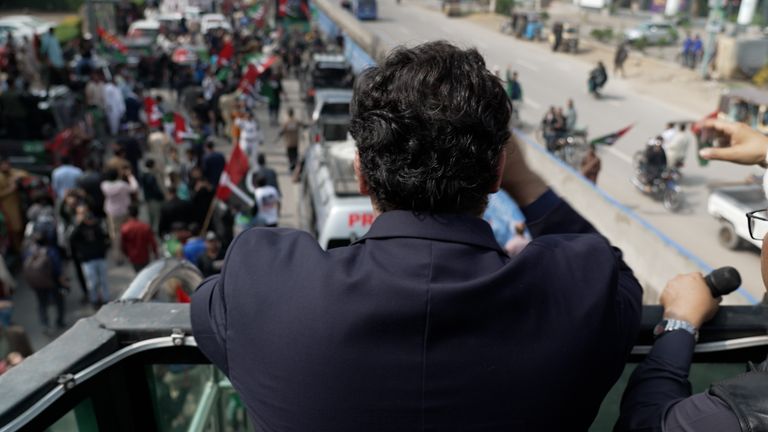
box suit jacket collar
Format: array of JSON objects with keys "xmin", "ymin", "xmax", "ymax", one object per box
[{"xmin": 354, "ymin": 210, "xmax": 505, "ymax": 253}]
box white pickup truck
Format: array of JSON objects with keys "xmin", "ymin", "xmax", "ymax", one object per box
[{"xmin": 708, "ymin": 184, "xmax": 767, "ymax": 250}]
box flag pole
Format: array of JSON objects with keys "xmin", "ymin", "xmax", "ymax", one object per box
[{"xmin": 200, "ymin": 197, "xmax": 218, "ymax": 237}]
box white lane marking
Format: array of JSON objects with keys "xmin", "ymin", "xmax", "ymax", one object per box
[
  {"xmin": 605, "ymin": 146, "xmax": 633, "ymax": 164},
  {"xmin": 609, "ymin": 100, "xmax": 621, "ymax": 107},
  {"xmin": 525, "ymin": 98, "xmax": 542, "ymax": 110},
  {"xmin": 517, "ymin": 60, "xmax": 540, "ymax": 72}
]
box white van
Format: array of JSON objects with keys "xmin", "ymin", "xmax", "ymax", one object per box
[{"xmin": 298, "ymin": 137, "xmax": 374, "ymax": 249}]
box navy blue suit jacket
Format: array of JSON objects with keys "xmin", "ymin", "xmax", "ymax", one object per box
[{"xmin": 192, "ymin": 191, "xmax": 642, "ymax": 431}]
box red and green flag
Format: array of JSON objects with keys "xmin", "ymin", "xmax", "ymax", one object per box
[
  {"xmin": 96, "ymin": 26, "xmax": 127, "ymax": 54},
  {"xmin": 589, "ymin": 124, "xmax": 634, "ymax": 146}
]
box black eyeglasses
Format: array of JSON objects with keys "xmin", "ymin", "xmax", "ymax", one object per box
[{"xmin": 747, "ymin": 209, "xmax": 768, "ymax": 241}]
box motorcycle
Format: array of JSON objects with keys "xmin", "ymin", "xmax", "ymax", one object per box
[
  {"xmin": 631, "ymin": 150, "xmax": 683, "ymax": 212},
  {"xmin": 588, "ymin": 64, "xmax": 607, "ymax": 98}
]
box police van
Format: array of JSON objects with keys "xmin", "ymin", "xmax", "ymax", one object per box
[{"xmin": 298, "ymin": 134, "xmax": 374, "ymax": 250}]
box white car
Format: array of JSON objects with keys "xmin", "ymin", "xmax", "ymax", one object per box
[
  {"xmin": 0, "ymin": 15, "xmax": 54, "ymax": 35},
  {"xmin": 623, "ymin": 22, "xmax": 678, "ymax": 45},
  {"xmin": 200, "ymin": 13, "xmax": 232, "ymax": 33},
  {"xmin": 127, "ymin": 19, "xmax": 160, "ymax": 40},
  {"xmin": 708, "ymin": 184, "xmax": 768, "ymax": 250},
  {"xmin": 311, "ymin": 89, "xmax": 353, "ymax": 123},
  {"xmin": 0, "ymin": 19, "xmax": 36, "ymax": 45}
]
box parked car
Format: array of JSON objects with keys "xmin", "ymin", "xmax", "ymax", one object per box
[
  {"xmin": 0, "ymin": 20, "xmax": 35, "ymax": 45},
  {"xmin": 624, "ymin": 21, "xmax": 678, "ymax": 45},
  {"xmin": 0, "ymin": 15, "xmax": 54, "ymax": 35},
  {"xmin": 708, "ymin": 184, "xmax": 767, "ymax": 250}
]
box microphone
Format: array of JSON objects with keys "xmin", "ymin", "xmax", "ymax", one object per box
[{"xmin": 704, "ymin": 266, "xmax": 741, "ymax": 298}]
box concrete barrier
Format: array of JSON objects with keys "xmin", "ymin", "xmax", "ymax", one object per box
[
  {"xmin": 310, "ymin": 0, "xmax": 756, "ymax": 305},
  {"xmin": 517, "ymin": 134, "xmax": 722, "ymax": 303}
]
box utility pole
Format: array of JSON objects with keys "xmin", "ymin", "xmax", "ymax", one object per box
[
  {"xmin": 87, "ymin": 0, "xmax": 97, "ymax": 36},
  {"xmin": 700, "ymin": 0, "xmax": 724, "ymax": 78}
]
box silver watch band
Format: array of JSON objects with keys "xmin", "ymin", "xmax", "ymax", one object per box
[{"xmin": 662, "ymin": 319, "xmax": 699, "ymax": 341}]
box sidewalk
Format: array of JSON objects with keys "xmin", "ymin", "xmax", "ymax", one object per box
[{"xmin": 455, "ymin": 10, "xmax": 726, "ymax": 116}]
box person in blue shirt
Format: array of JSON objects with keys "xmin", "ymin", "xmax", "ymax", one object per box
[
  {"xmin": 691, "ymin": 34, "xmax": 703, "ymax": 69},
  {"xmin": 682, "ymin": 34, "xmax": 694, "ymax": 68},
  {"xmin": 182, "ymin": 224, "xmax": 207, "ymax": 263},
  {"xmin": 51, "ymin": 156, "xmax": 83, "ymax": 202}
]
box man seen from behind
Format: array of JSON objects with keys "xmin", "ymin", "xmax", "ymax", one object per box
[{"xmin": 192, "ymin": 41, "xmax": 642, "ymax": 431}]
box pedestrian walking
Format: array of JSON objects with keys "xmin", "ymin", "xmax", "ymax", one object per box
[
  {"xmin": 277, "ymin": 108, "xmax": 304, "ymax": 172},
  {"xmin": 140, "ymin": 159, "xmax": 165, "ymax": 234},
  {"xmin": 100, "ymin": 168, "xmax": 138, "ymax": 264},
  {"xmin": 236, "ymin": 109, "xmax": 262, "ymax": 169},
  {"xmin": 254, "ymin": 176, "xmax": 281, "ymax": 228},
  {"xmin": 103, "ymin": 77, "xmax": 126, "ymax": 136},
  {"xmin": 70, "ymin": 205, "xmax": 111, "ymax": 307},
  {"xmin": 23, "ymin": 233, "xmax": 66, "ymax": 332},
  {"xmin": 614, "ymin": 42, "xmax": 628, "ymax": 77},
  {"xmin": 51, "ymin": 155, "xmax": 83, "ymax": 202},
  {"xmin": 120, "ymin": 205, "xmax": 158, "ymax": 272}
]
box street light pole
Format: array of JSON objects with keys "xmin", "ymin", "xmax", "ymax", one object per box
[
  {"xmin": 87, "ymin": 0, "xmax": 97, "ymax": 36},
  {"xmin": 700, "ymin": 0, "xmax": 724, "ymax": 78}
]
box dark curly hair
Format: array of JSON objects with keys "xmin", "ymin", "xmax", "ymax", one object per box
[{"xmin": 350, "ymin": 41, "xmax": 511, "ymax": 214}]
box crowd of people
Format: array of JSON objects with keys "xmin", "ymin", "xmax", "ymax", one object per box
[{"xmin": 0, "ymin": 2, "xmax": 328, "ymax": 371}]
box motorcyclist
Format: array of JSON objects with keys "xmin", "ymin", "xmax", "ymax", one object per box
[
  {"xmin": 640, "ymin": 136, "xmax": 668, "ymax": 188},
  {"xmin": 663, "ymin": 123, "xmax": 690, "ymax": 169},
  {"xmin": 588, "ymin": 61, "xmax": 608, "ymax": 97}
]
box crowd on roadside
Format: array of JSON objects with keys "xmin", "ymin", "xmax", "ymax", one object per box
[{"xmin": 0, "ymin": 3, "xmax": 325, "ymax": 373}]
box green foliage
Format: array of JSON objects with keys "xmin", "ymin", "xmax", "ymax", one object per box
[
  {"xmin": 495, "ymin": 0, "xmax": 515, "ymax": 16},
  {"xmin": 0, "ymin": 0, "xmax": 83, "ymax": 11},
  {"xmin": 590, "ymin": 27, "xmax": 614, "ymax": 42},
  {"xmin": 55, "ymin": 16, "xmax": 81, "ymax": 43}
]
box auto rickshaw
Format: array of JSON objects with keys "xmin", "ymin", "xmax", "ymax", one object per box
[
  {"xmin": 442, "ymin": 0, "xmax": 461, "ymax": 17},
  {"xmin": 716, "ymin": 87, "xmax": 768, "ymax": 135}
]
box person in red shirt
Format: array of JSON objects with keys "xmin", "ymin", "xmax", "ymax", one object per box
[{"xmin": 120, "ymin": 204, "xmax": 158, "ymax": 272}]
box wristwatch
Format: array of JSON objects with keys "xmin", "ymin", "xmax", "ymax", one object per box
[{"xmin": 653, "ymin": 319, "xmax": 699, "ymax": 342}]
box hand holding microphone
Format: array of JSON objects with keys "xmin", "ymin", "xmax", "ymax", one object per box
[{"xmin": 660, "ymin": 267, "xmax": 741, "ymax": 330}]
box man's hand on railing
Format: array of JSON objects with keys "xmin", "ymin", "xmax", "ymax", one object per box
[{"xmin": 660, "ymin": 273, "xmax": 720, "ymax": 330}]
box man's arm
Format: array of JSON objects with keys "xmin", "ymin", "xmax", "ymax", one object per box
[
  {"xmin": 501, "ymin": 135, "xmax": 598, "ymax": 237},
  {"xmin": 191, "ymin": 275, "xmax": 229, "ymax": 375},
  {"xmin": 614, "ymin": 273, "xmax": 727, "ymax": 432}
]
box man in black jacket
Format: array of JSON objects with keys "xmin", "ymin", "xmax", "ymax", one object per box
[
  {"xmin": 69, "ymin": 205, "xmax": 111, "ymax": 307},
  {"xmin": 615, "ymin": 120, "xmax": 768, "ymax": 432},
  {"xmin": 192, "ymin": 41, "xmax": 642, "ymax": 431}
]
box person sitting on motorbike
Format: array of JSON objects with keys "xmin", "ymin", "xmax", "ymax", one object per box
[
  {"xmin": 588, "ymin": 61, "xmax": 608, "ymax": 96},
  {"xmin": 541, "ymin": 106, "xmax": 557, "ymax": 152},
  {"xmin": 663, "ymin": 123, "xmax": 690, "ymax": 169},
  {"xmin": 641, "ymin": 136, "xmax": 668, "ymax": 188}
]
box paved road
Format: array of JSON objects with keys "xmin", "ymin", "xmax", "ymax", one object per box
[{"xmin": 359, "ymin": 0, "xmax": 763, "ymax": 304}]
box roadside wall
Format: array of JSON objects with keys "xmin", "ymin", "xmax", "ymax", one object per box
[
  {"xmin": 517, "ymin": 134, "xmax": 713, "ymax": 303},
  {"xmin": 312, "ymin": 0, "xmax": 753, "ymax": 304}
]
